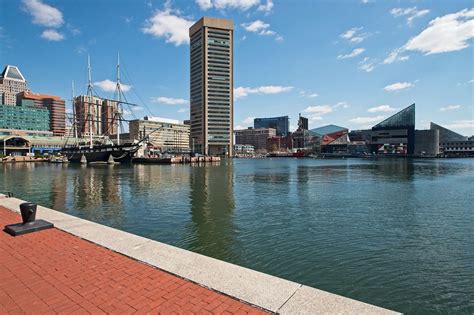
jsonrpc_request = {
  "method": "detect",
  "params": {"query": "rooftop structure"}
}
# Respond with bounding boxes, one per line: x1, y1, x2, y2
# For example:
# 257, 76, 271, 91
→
430, 122, 467, 142
373, 103, 415, 130
0, 65, 28, 105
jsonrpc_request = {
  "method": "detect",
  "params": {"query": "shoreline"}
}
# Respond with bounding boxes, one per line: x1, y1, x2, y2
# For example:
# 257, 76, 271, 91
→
0, 194, 398, 314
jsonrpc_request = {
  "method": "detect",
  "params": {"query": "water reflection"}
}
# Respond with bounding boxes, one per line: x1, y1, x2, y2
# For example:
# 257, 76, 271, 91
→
186, 162, 237, 261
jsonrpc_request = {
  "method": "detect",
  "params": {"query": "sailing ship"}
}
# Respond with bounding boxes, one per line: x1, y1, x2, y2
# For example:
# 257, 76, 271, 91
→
61, 54, 143, 163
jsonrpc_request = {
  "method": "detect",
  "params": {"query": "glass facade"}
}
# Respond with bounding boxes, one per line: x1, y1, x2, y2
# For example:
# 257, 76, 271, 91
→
254, 116, 289, 136
0, 101, 50, 132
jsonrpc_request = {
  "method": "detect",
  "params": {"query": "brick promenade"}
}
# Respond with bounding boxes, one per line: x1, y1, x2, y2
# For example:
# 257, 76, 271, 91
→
0, 206, 268, 314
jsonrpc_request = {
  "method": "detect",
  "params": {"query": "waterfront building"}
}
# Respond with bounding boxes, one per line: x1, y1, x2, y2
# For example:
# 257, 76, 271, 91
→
370, 103, 415, 155
18, 91, 66, 136
0, 100, 50, 132
310, 124, 349, 154
73, 95, 118, 138
129, 116, 190, 153
189, 17, 234, 156
0, 65, 28, 105
0, 129, 64, 156
254, 116, 289, 136
235, 128, 276, 152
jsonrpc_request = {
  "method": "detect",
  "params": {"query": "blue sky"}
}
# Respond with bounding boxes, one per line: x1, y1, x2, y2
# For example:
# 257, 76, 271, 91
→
1, 0, 473, 135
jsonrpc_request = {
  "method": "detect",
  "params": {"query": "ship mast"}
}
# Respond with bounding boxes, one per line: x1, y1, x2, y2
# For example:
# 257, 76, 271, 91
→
115, 52, 122, 145
87, 55, 93, 148
72, 81, 78, 142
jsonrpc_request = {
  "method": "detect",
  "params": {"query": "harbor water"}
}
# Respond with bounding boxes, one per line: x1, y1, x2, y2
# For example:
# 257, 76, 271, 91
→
1, 158, 473, 313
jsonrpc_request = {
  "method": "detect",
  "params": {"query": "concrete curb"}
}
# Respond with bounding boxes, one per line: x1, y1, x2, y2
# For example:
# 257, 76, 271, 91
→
0, 195, 399, 314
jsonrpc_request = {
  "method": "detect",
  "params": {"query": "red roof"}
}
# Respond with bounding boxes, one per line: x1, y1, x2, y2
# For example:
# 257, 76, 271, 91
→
19, 91, 62, 101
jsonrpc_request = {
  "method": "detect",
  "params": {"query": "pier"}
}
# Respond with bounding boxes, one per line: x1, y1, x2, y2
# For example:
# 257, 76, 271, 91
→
0, 194, 397, 314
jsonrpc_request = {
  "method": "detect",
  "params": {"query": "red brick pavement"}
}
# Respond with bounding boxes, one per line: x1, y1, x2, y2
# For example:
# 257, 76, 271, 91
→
0, 206, 269, 314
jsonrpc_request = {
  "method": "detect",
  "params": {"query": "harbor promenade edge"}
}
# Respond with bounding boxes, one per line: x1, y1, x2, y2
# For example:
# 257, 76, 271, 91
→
0, 195, 399, 314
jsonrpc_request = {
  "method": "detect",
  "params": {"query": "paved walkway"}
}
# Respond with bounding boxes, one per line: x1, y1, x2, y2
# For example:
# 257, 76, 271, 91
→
0, 206, 268, 314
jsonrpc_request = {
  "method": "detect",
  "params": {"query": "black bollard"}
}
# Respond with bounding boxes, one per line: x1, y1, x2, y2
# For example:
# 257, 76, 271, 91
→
4, 202, 54, 236
20, 202, 37, 224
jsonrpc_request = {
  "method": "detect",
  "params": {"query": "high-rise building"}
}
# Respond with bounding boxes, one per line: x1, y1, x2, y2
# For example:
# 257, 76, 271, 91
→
0, 65, 28, 105
254, 116, 289, 136
18, 91, 66, 136
73, 95, 118, 138
189, 17, 234, 156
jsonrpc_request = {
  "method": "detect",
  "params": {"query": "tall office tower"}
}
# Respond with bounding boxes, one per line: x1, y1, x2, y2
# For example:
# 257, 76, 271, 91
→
189, 17, 234, 156
0, 65, 28, 105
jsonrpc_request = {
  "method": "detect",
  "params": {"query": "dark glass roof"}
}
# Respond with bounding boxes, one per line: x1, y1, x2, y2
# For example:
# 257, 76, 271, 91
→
373, 103, 415, 129
309, 124, 347, 136
430, 122, 466, 142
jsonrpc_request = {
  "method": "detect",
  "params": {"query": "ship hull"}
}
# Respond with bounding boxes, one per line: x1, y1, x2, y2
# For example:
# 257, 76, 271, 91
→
61, 144, 139, 163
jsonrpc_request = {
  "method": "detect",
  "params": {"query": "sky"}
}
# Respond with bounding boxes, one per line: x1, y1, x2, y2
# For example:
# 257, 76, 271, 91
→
0, 0, 473, 135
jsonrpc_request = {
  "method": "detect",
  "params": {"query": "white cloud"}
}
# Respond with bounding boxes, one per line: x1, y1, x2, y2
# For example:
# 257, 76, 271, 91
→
132, 106, 144, 111
94, 80, 132, 92
384, 9, 474, 64
383, 47, 409, 64
390, 7, 430, 26
22, 0, 64, 28
339, 27, 369, 43
308, 93, 319, 98
337, 48, 365, 59
241, 20, 281, 40
368, 105, 398, 113
177, 108, 188, 113
241, 20, 268, 32
383, 82, 414, 92
469, 79, 474, 83
151, 96, 188, 105
40, 29, 64, 41
350, 115, 385, 124
242, 116, 254, 124
196, 0, 260, 11
258, 0, 273, 12
334, 101, 350, 109
405, 9, 474, 54
358, 57, 376, 72
234, 85, 293, 99
142, 9, 194, 46
303, 105, 333, 115
440, 105, 462, 111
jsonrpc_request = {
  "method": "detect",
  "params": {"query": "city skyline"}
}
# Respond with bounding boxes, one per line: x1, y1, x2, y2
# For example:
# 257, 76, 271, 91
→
0, 0, 473, 135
